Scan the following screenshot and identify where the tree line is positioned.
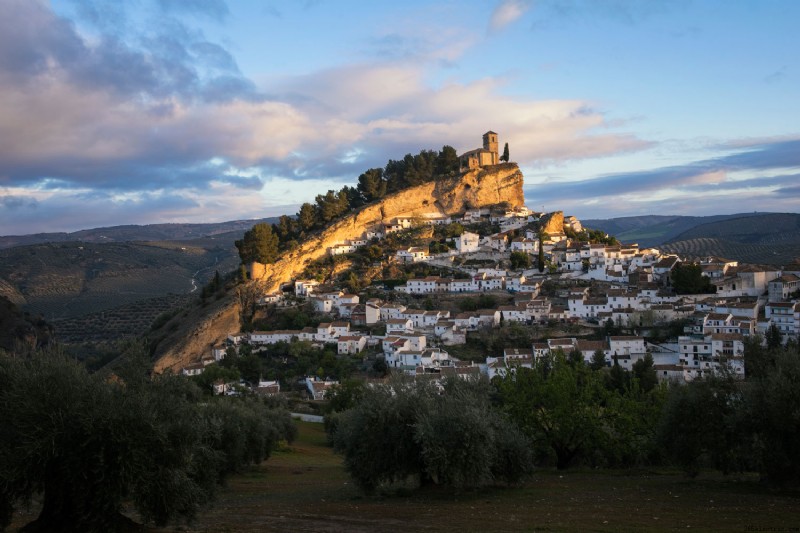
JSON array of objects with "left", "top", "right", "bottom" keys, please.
[
  {"left": 326, "top": 338, "right": 800, "bottom": 492},
  {"left": 236, "top": 146, "right": 464, "bottom": 265}
]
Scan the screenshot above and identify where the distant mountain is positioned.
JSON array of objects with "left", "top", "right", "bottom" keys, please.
[
  {"left": 581, "top": 213, "right": 771, "bottom": 247},
  {"left": 0, "top": 218, "right": 281, "bottom": 249}
]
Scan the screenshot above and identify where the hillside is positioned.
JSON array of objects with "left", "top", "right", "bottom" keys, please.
[
  {"left": 0, "top": 217, "right": 279, "bottom": 249},
  {"left": 582, "top": 213, "right": 772, "bottom": 247},
  {"left": 659, "top": 213, "right": 800, "bottom": 266},
  {"left": 0, "top": 239, "right": 239, "bottom": 322}
]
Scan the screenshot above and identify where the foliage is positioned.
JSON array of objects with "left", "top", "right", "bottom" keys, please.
[
  {"left": 357, "top": 168, "right": 388, "bottom": 203},
  {"left": 190, "top": 363, "right": 240, "bottom": 393},
  {"left": 764, "top": 323, "right": 783, "bottom": 350},
  {"left": 235, "top": 223, "right": 279, "bottom": 264},
  {"left": 500, "top": 142, "right": 509, "bottom": 162},
  {"left": 458, "top": 294, "right": 498, "bottom": 312},
  {"left": 238, "top": 142, "right": 483, "bottom": 263},
  {"left": 0, "top": 349, "right": 295, "bottom": 531},
  {"left": 496, "top": 351, "right": 664, "bottom": 470},
  {"left": 436, "top": 145, "right": 460, "bottom": 175},
  {"left": 670, "top": 262, "right": 714, "bottom": 294},
  {"left": 589, "top": 349, "right": 607, "bottom": 371},
  {"left": 227, "top": 340, "right": 358, "bottom": 386},
  {"left": 656, "top": 370, "right": 750, "bottom": 477},
  {"left": 657, "top": 342, "right": 800, "bottom": 485},
  {"left": 496, "top": 352, "right": 607, "bottom": 469},
  {"left": 331, "top": 377, "right": 532, "bottom": 492},
  {"left": 564, "top": 226, "right": 620, "bottom": 246},
  {"left": 746, "top": 346, "right": 800, "bottom": 485},
  {"left": 509, "top": 250, "right": 531, "bottom": 270}
]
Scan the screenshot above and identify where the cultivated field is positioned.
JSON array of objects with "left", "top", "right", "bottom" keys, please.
[
  {"left": 167, "top": 422, "right": 799, "bottom": 533},
  {"left": 660, "top": 237, "right": 800, "bottom": 266},
  {"left": 0, "top": 240, "right": 238, "bottom": 326}
]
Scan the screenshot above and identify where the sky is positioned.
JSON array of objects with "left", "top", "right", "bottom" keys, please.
[{"left": 1, "top": 0, "right": 798, "bottom": 235}]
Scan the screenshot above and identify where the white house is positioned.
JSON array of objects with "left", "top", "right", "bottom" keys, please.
[
  {"left": 294, "top": 279, "right": 320, "bottom": 297},
  {"left": 386, "top": 318, "right": 414, "bottom": 334},
  {"left": 396, "top": 247, "right": 429, "bottom": 263},
  {"left": 305, "top": 377, "right": 339, "bottom": 400},
  {"left": 337, "top": 335, "right": 367, "bottom": 355},
  {"left": 455, "top": 231, "right": 481, "bottom": 253}
]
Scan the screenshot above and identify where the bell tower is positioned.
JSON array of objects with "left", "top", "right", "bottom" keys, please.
[{"left": 483, "top": 131, "right": 499, "bottom": 164}]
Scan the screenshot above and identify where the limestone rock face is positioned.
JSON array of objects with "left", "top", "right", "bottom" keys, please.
[
  {"left": 153, "top": 298, "right": 241, "bottom": 374},
  {"left": 540, "top": 211, "right": 565, "bottom": 235},
  {"left": 254, "top": 164, "right": 525, "bottom": 292}
]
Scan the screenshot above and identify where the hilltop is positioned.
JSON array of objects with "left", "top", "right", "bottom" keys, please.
[{"left": 251, "top": 163, "right": 525, "bottom": 293}]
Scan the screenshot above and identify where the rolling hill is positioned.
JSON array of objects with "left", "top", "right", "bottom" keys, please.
[
  {"left": 0, "top": 218, "right": 279, "bottom": 249},
  {"left": 585, "top": 212, "right": 800, "bottom": 265},
  {"left": 582, "top": 213, "right": 770, "bottom": 247},
  {"left": 0, "top": 238, "right": 239, "bottom": 322},
  {"left": 658, "top": 213, "right": 800, "bottom": 266}
]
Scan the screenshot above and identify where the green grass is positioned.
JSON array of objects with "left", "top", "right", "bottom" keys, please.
[{"left": 171, "top": 422, "right": 800, "bottom": 532}]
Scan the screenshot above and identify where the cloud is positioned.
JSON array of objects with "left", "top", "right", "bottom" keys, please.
[
  {"left": 0, "top": 0, "right": 658, "bottom": 234},
  {"left": 526, "top": 138, "right": 800, "bottom": 218},
  {"left": 1, "top": 194, "right": 38, "bottom": 210},
  {"left": 490, "top": 0, "right": 532, "bottom": 31}
]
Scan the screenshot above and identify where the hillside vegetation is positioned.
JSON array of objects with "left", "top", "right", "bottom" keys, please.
[
  {"left": 660, "top": 213, "right": 800, "bottom": 265},
  {"left": 586, "top": 212, "right": 800, "bottom": 265},
  {"left": 583, "top": 212, "right": 780, "bottom": 247},
  {"left": 0, "top": 239, "right": 238, "bottom": 322}
]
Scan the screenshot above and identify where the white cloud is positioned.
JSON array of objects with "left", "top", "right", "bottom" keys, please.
[{"left": 489, "top": 0, "right": 532, "bottom": 32}]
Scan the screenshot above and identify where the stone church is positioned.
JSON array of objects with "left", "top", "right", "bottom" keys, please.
[{"left": 459, "top": 131, "right": 499, "bottom": 170}]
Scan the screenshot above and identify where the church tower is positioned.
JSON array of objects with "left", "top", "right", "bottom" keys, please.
[{"left": 482, "top": 131, "right": 499, "bottom": 165}]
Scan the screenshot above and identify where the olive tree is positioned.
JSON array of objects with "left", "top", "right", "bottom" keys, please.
[
  {"left": 331, "top": 377, "right": 532, "bottom": 492},
  {"left": 0, "top": 351, "right": 294, "bottom": 531}
]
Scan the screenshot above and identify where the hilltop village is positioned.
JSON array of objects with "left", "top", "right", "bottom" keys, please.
[{"left": 178, "top": 133, "right": 800, "bottom": 398}]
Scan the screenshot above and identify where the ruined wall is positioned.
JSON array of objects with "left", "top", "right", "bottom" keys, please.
[{"left": 253, "top": 163, "right": 525, "bottom": 292}]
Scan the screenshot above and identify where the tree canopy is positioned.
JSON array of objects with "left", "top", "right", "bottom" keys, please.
[
  {"left": 670, "top": 263, "right": 714, "bottom": 294},
  {"left": 330, "top": 377, "right": 532, "bottom": 492},
  {"left": 0, "top": 350, "right": 295, "bottom": 531},
  {"left": 235, "top": 223, "right": 279, "bottom": 264}
]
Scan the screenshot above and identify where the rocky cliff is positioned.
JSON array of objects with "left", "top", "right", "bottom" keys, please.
[
  {"left": 254, "top": 163, "right": 525, "bottom": 292},
  {"left": 153, "top": 297, "right": 241, "bottom": 374},
  {"left": 540, "top": 211, "right": 565, "bottom": 235}
]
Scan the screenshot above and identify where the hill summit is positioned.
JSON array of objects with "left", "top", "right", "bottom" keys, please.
[{"left": 250, "top": 163, "right": 525, "bottom": 293}]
